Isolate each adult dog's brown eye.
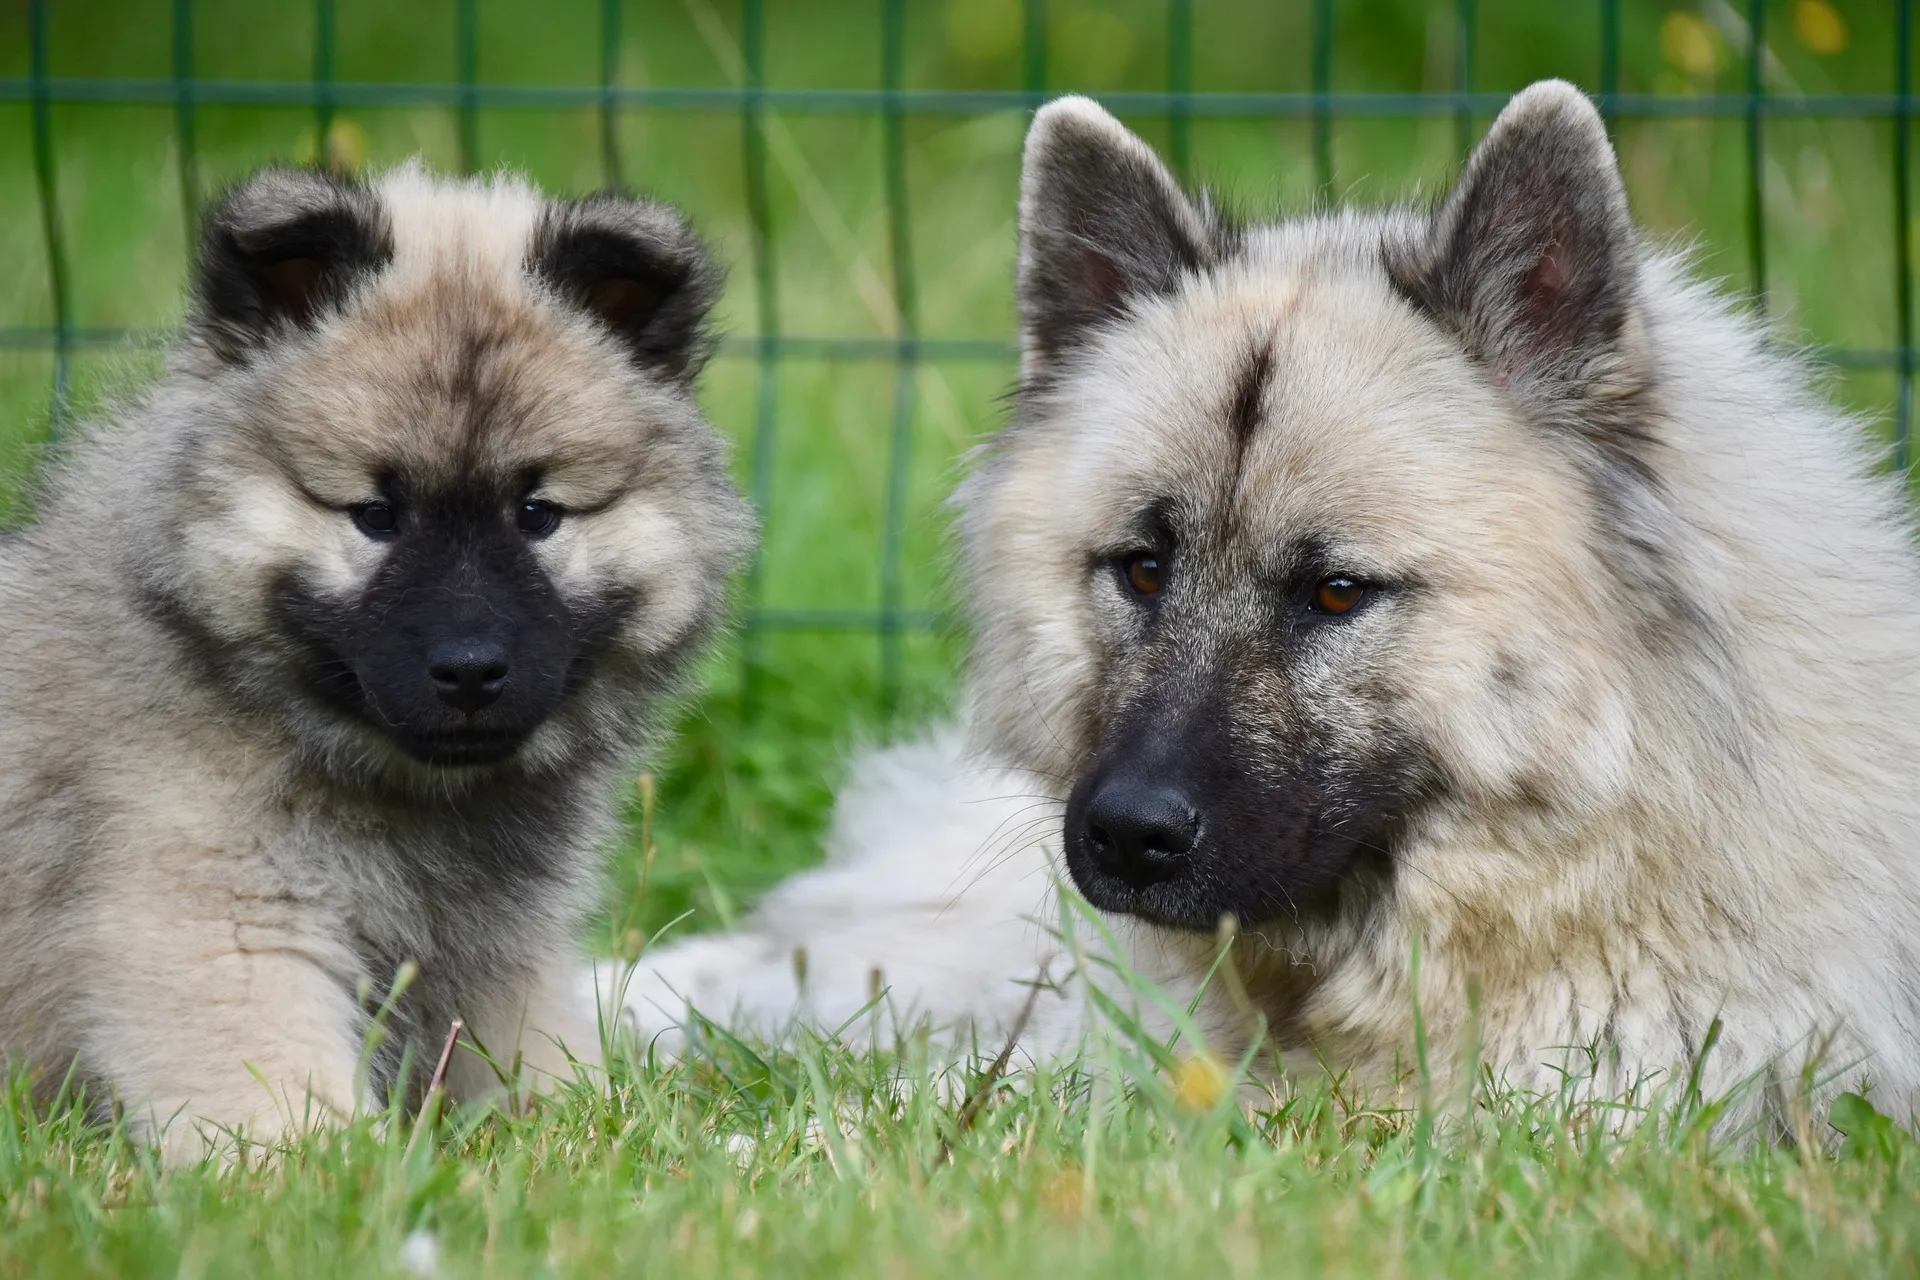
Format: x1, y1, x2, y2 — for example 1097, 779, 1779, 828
1313, 575, 1367, 615
1122, 551, 1162, 597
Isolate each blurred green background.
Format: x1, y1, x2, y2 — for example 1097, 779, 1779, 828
0, 0, 1909, 946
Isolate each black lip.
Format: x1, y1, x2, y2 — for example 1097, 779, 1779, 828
392, 728, 531, 766
1126, 889, 1227, 931
1063, 805, 1362, 933
1062, 820, 1214, 930
1072, 871, 1146, 918
1067, 859, 1220, 931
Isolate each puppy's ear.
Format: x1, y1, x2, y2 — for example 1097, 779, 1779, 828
1389, 80, 1648, 407
193, 167, 393, 365
532, 196, 723, 387
1017, 95, 1220, 379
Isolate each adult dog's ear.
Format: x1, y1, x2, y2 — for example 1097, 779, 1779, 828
193, 167, 393, 366
532, 195, 723, 387
1388, 80, 1649, 410
1017, 95, 1220, 380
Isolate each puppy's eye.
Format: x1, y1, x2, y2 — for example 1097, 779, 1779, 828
1121, 551, 1162, 597
1311, 575, 1368, 615
517, 500, 561, 537
352, 503, 399, 539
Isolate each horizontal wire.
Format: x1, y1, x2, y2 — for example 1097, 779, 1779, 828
2, 79, 1914, 119
0, 328, 1009, 360
0, 327, 1907, 372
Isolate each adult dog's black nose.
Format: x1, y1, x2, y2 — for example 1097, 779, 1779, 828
426, 640, 509, 714
1081, 776, 1199, 888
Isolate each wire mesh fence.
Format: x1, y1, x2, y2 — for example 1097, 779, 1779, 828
3, 0, 1914, 718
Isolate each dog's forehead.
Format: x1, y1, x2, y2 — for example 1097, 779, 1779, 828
376, 165, 546, 283
1233, 270, 1515, 532
264, 269, 655, 502
1061, 249, 1502, 520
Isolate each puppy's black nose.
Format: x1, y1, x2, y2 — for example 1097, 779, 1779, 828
426, 640, 509, 714
1082, 776, 1199, 888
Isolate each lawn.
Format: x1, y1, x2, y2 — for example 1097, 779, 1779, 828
3, 0, 1918, 1274
5, 1036, 1919, 1277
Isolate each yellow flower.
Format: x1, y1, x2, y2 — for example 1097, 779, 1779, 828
1793, 0, 1848, 55
299, 118, 367, 173
1661, 11, 1723, 80
1171, 1052, 1229, 1113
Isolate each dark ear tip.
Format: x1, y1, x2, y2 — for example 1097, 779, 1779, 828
1447, 79, 1626, 229
195, 166, 376, 280
641, 205, 725, 318
1483, 80, 1611, 155
202, 165, 363, 231
533, 192, 724, 384
190, 164, 390, 364
1027, 94, 1123, 146
1021, 94, 1150, 186
1396, 78, 1645, 403
1014, 93, 1214, 371
568, 191, 722, 283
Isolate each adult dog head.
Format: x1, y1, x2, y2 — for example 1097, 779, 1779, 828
962, 85, 1693, 934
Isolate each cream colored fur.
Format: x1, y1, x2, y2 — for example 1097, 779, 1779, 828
0, 165, 750, 1161
624, 86, 1920, 1131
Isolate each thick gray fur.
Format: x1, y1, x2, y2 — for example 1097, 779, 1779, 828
0, 164, 753, 1161
623, 83, 1920, 1135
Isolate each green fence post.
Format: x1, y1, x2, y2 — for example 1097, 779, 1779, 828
738, 0, 781, 716
457, 0, 478, 174
877, 0, 920, 716
1598, 0, 1620, 136
1896, 0, 1914, 472
1744, 0, 1767, 310
1312, 0, 1333, 198
172, 0, 199, 250
28, 0, 71, 440
600, 0, 622, 187
313, 0, 335, 157
1454, 0, 1475, 160
1167, 0, 1192, 183
1024, 0, 1047, 104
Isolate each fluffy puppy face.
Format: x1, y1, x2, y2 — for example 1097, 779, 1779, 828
964, 87, 1682, 933
147, 167, 753, 783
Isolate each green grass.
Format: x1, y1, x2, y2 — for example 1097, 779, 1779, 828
7, 907, 1920, 1280
5, 1, 1920, 1273
6, 1008, 1920, 1278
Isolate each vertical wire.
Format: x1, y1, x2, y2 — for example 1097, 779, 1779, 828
1454, 0, 1475, 160
1166, 0, 1192, 183
1312, 0, 1333, 198
600, 0, 622, 187
172, 0, 200, 252
1897, 0, 1914, 472
877, 0, 919, 716
1598, 0, 1621, 138
28, 0, 71, 441
457, 0, 478, 174
1745, 0, 1768, 310
1023, 0, 1047, 103
738, 0, 780, 715
314, 0, 336, 157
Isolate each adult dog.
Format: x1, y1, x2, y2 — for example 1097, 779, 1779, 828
628, 82, 1920, 1128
